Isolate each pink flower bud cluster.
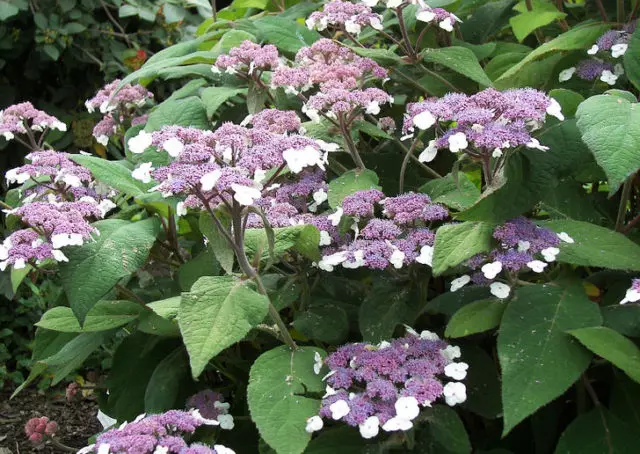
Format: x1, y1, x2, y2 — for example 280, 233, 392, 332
403, 88, 563, 162
306, 329, 467, 438
78, 410, 235, 454
0, 102, 66, 142
212, 40, 280, 76
305, 0, 383, 35
85, 79, 153, 146
24, 416, 58, 445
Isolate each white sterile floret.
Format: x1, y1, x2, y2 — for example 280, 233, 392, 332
328, 207, 343, 226
52, 249, 69, 262
13, 258, 26, 269
587, 44, 599, 55
416, 10, 436, 23
450, 275, 471, 292
319, 230, 332, 246
490, 282, 510, 299
6, 168, 30, 184
313, 188, 328, 205
191, 409, 220, 426
492, 148, 503, 158
444, 362, 469, 381
231, 184, 262, 206
418, 140, 438, 163
600, 70, 618, 85
557, 232, 574, 243
162, 138, 184, 157
323, 385, 337, 398
302, 105, 321, 123
200, 170, 222, 191
362, 0, 378, 6
318, 251, 348, 271
382, 416, 413, 432
620, 287, 640, 305
345, 20, 362, 36
527, 260, 548, 273
218, 414, 235, 430
97, 443, 111, 454
415, 245, 433, 266
314, 351, 323, 375
386, 0, 403, 8
443, 382, 467, 406
365, 101, 381, 115
546, 98, 564, 121
132, 162, 154, 184
97, 410, 117, 429
176, 202, 187, 217
305, 415, 324, 433
420, 330, 440, 341
51, 233, 84, 249
369, 17, 383, 30
413, 110, 436, 130
330, 399, 350, 420
439, 18, 454, 32
518, 240, 531, 252
316, 140, 339, 152
611, 43, 628, 58
343, 250, 365, 269
526, 138, 549, 151
614, 63, 625, 76
441, 345, 461, 361
395, 396, 420, 420
359, 416, 380, 439
559, 67, 576, 82
213, 445, 235, 454
96, 135, 109, 146
128, 130, 153, 154
448, 132, 468, 152
389, 248, 405, 269
154, 446, 169, 454
541, 246, 560, 262
254, 168, 267, 185
481, 261, 503, 279
283, 146, 324, 173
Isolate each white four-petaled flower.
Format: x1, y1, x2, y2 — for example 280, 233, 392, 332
329, 399, 350, 420
444, 362, 469, 380
489, 282, 510, 299
231, 184, 262, 206
128, 130, 153, 154
359, 416, 380, 439
481, 261, 503, 279
448, 132, 468, 152
443, 382, 467, 406
305, 415, 324, 433
132, 162, 154, 184
450, 275, 471, 292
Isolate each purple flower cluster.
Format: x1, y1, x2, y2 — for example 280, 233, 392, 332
0, 102, 66, 142
414, 6, 461, 31
306, 0, 383, 35
450, 217, 574, 299
77, 410, 235, 454
306, 330, 467, 438
186, 390, 234, 430
316, 190, 446, 271
403, 88, 562, 162
85, 79, 153, 145
128, 109, 335, 214
212, 40, 280, 76
271, 39, 391, 120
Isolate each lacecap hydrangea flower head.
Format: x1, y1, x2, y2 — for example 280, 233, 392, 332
0, 102, 66, 142
305, 328, 467, 439
77, 409, 235, 454
449, 217, 574, 299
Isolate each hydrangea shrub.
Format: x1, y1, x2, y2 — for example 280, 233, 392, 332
3, 0, 640, 453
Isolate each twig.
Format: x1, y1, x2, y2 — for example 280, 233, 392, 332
594, 0, 608, 22
582, 375, 613, 454
615, 178, 632, 231
99, 0, 131, 46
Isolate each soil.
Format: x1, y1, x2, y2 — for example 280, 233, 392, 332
0, 386, 100, 453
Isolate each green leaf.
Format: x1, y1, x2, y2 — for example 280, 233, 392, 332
294, 302, 349, 344
610, 373, 640, 432
36, 301, 142, 332
498, 281, 602, 435
539, 220, 640, 271
201, 86, 246, 119
248, 346, 325, 454
555, 409, 640, 454
359, 284, 409, 342
0, 1, 20, 20
624, 25, 640, 92
496, 23, 610, 86
179, 276, 269, 378
350, 46, 405, 66
418, 405, 472, 454
63, 22, 86, 34
461, 344, 502, 419
145, 96, 209, 132
432, 222, 494, 276
245, 225, 321, 262
576, 94, 640, 194
69, 155, 152, 197
452, 39, 497, 61
247, 81, 268, 114
568, 326, 640, 384
421, 47, 493, 87
43, 44, 60, 61
178, 248, 220, 291
304, 427, 367, 453
199, 211, 235, 274
144, 348, 191, 413
603, 305, 640, 338
59, 218, 160, 323
549, 88, 585, 117
445, 299, 506, 338
232, 0, 269, 8
353, 120, 392, 140
510, 7, 566, 42
460, 0, 515, 44
252, 16, 320, 54
327, 169, 381, 209
11, 265, 31, 293
147, 296, 181, 319
420, 173, 481, 211
425, 286, 492, 319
